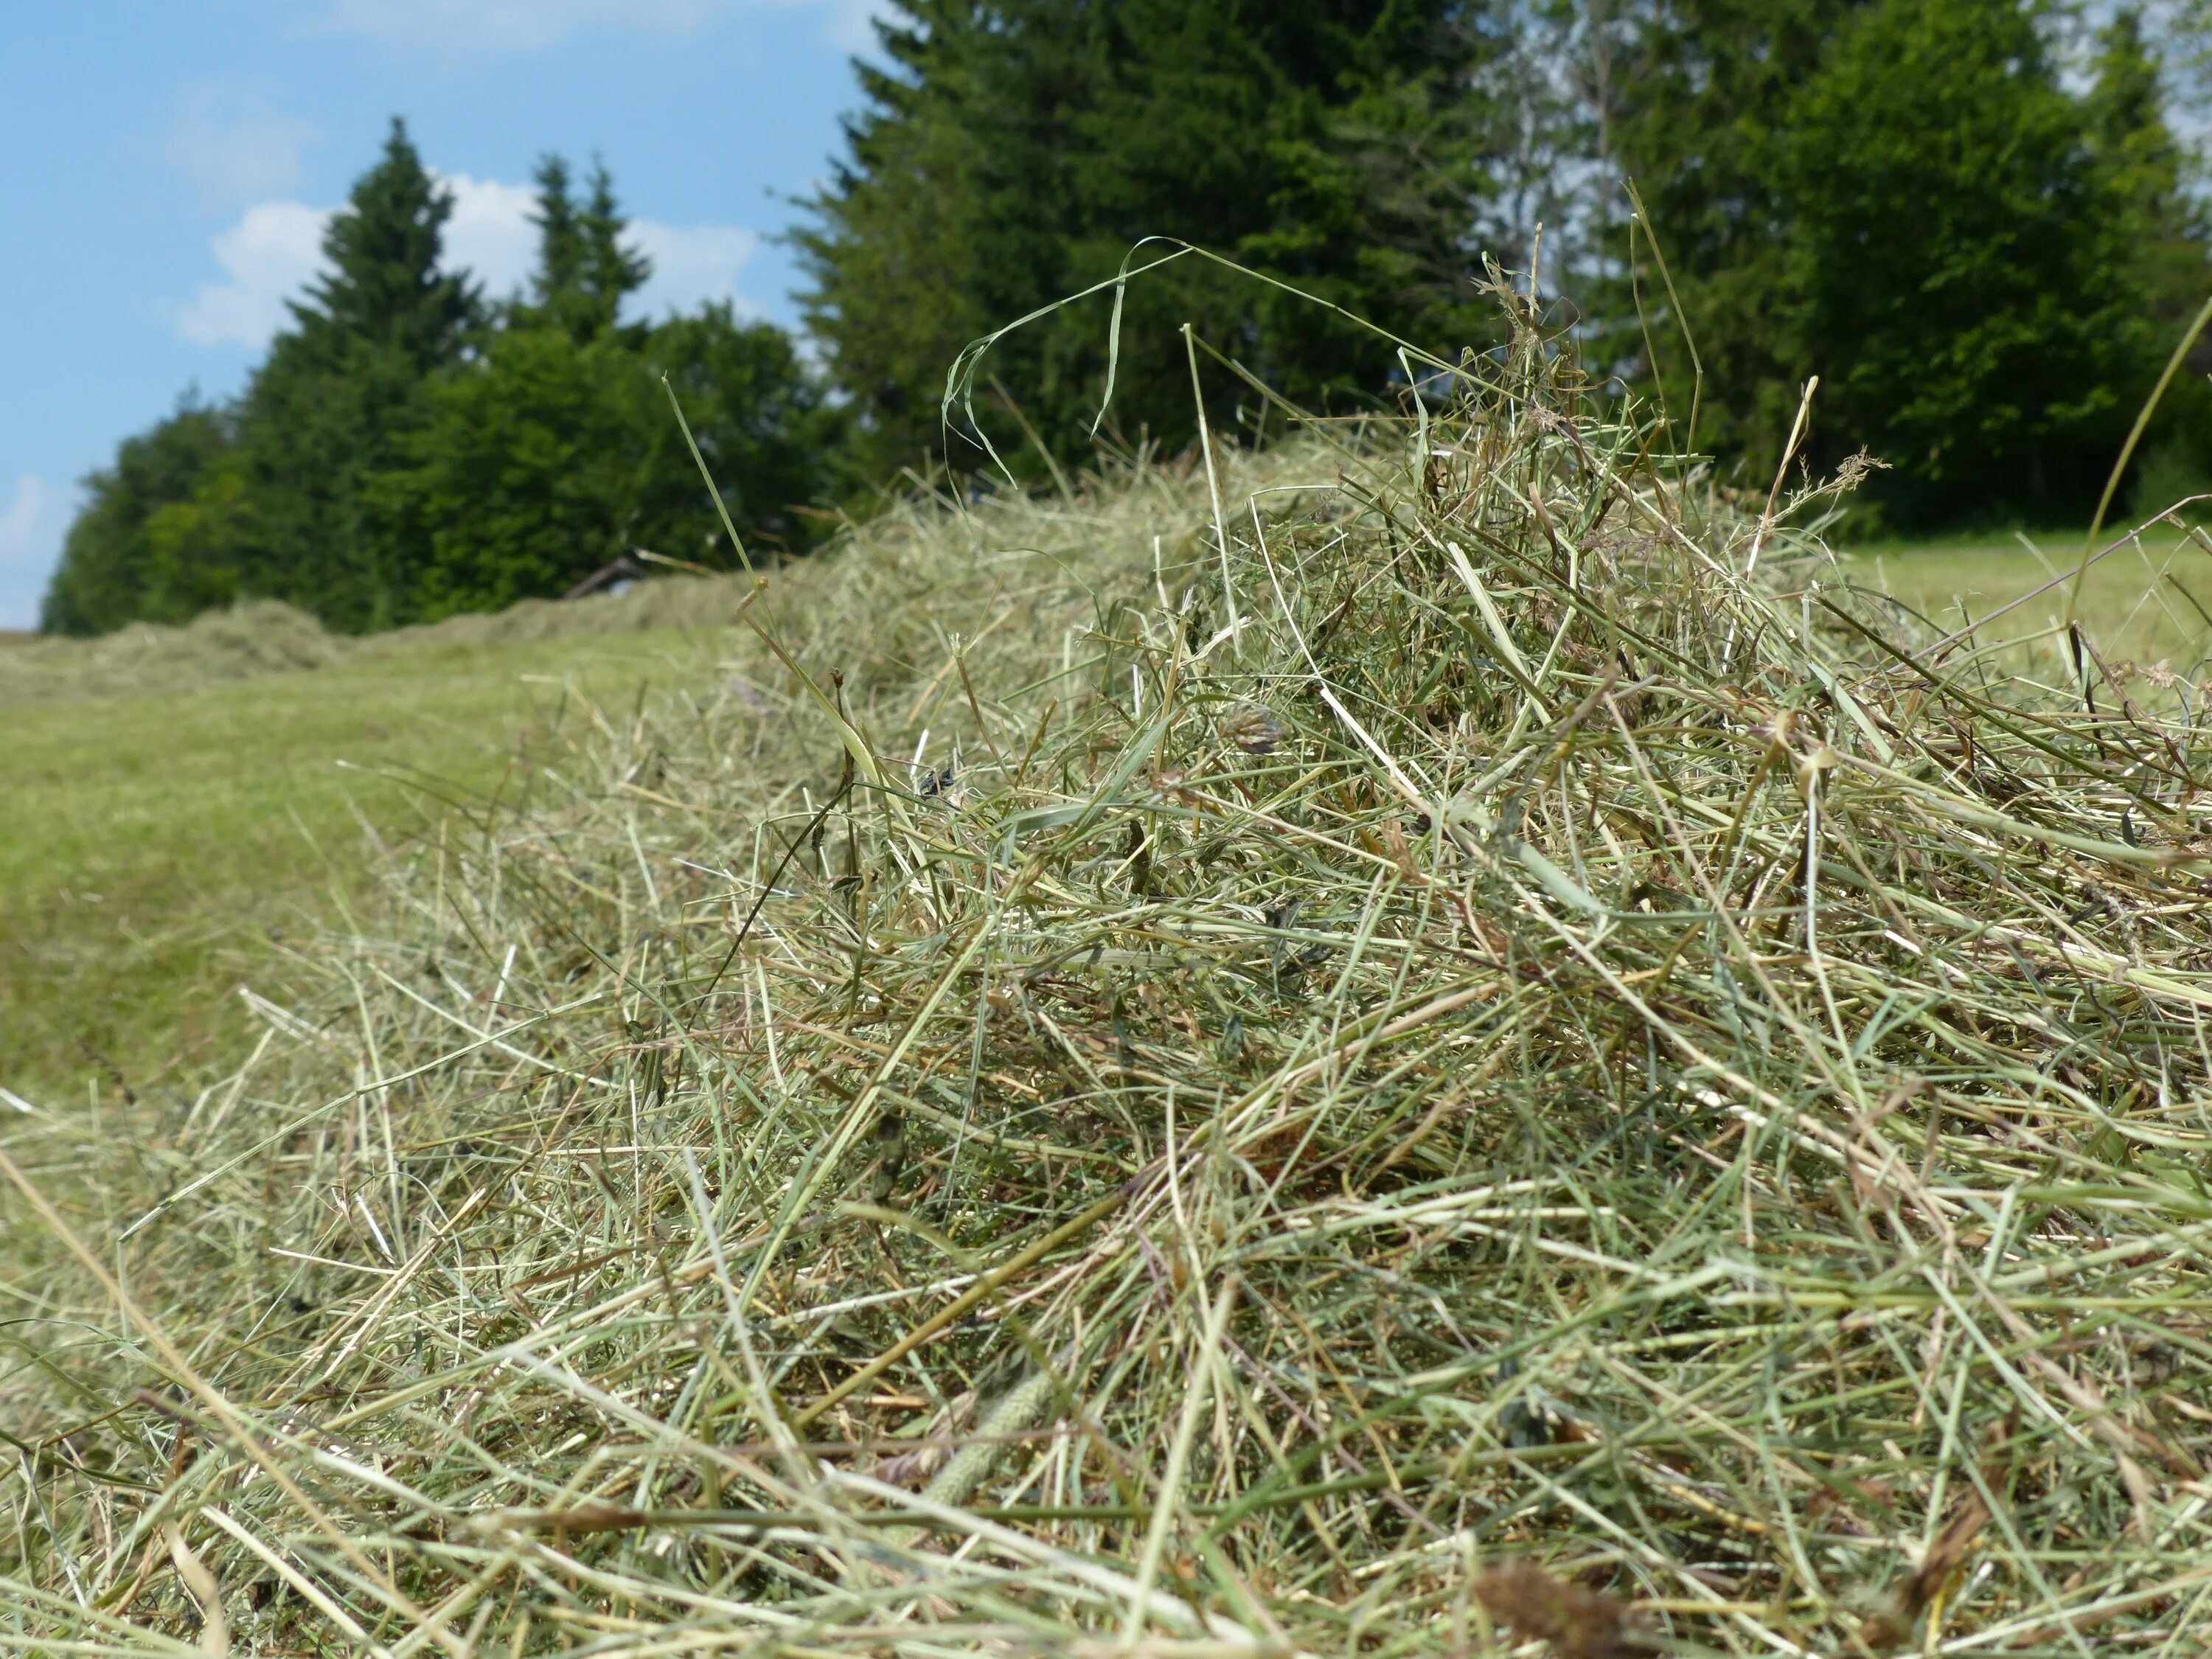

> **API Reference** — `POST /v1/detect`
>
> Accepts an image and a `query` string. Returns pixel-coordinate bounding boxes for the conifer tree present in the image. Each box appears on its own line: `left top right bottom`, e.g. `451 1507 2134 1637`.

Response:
529 155 651 340
581 160 653 332
302 118 479 367
44 123 829 636
231 117 480 629
799 0 1500 479
529 155 588 319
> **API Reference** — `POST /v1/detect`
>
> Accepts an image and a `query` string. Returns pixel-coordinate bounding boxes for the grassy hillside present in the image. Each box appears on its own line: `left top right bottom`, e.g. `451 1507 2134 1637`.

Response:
6 383 2212 1657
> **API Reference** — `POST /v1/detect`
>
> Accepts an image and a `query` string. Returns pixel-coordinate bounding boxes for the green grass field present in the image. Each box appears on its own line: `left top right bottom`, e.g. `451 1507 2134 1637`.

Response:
7 520 2208 1109
1839 518 2212 675
0 622 729 1104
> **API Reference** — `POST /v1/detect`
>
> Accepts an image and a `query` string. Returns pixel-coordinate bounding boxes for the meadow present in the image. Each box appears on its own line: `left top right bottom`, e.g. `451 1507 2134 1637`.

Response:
7 400 2212 1656
9 515 2208 1110
1844 518 2212 672
0 595 762 1102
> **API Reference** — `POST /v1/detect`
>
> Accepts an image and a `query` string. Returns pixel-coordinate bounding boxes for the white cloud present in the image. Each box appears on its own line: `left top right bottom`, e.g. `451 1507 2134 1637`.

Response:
0 476 49 566
311 0 886 53
813 0 888 51
438 177 762 315
0 476 63 631
633 221 759 318
164 80 317 208
170 199 331 349
169 177 763 352
441 173 540 299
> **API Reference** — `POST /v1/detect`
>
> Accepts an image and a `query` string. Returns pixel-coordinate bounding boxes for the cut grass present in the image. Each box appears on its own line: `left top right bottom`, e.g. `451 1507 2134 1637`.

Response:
0 624 728 1102
7 286 2212 1658
8 521 2199 1111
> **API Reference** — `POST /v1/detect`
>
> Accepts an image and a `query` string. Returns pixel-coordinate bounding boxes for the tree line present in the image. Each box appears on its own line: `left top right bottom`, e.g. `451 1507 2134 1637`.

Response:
44 128 833 636
44 0 2212 636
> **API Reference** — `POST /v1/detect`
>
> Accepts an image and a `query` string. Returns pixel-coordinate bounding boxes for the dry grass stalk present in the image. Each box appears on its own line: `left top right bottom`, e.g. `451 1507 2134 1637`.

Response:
6 288 2212 1657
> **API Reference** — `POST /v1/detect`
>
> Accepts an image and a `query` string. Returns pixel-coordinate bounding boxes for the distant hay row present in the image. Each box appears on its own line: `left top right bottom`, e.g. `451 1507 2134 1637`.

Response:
0 573 779 706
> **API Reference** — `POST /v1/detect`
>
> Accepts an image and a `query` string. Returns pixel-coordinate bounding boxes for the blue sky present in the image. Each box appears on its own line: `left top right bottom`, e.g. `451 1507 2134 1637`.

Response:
0 1 878 629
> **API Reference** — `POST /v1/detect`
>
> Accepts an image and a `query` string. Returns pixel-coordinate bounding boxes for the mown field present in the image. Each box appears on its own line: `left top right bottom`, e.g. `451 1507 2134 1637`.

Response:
10 376 2212 1657
1843 519 2212 673
0 603 748 1103
5 522 2208 1108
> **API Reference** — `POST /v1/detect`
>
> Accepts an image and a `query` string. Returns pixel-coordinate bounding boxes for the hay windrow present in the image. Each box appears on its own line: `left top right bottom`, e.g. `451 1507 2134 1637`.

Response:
7 305 2212 1658
0 571 787 707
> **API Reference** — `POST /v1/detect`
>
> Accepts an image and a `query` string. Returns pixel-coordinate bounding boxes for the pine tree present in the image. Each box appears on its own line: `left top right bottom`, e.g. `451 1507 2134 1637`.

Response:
798 0 1500 480
229 117 481 630
45 124 835 635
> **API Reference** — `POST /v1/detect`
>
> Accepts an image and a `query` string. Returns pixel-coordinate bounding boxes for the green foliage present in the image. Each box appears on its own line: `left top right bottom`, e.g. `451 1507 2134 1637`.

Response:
302 118 480 367
1605 0 2205 526
386 320 830 621
1604 0 1864 463
384 325 645 620
46 123 830 637
2091 7 2212 515
39 397 236 636
797 0 1499 479
382 305 830 619
644 304 839 560
407 156 832 619
1779 0 2149 518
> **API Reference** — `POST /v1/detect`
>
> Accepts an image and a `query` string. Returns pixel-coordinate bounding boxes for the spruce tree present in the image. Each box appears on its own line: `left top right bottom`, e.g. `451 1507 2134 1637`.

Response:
581 160 653 333
529 155 651 341
528 155 588 321
303 118 478 367
798 0 1500 480
232 117 480 630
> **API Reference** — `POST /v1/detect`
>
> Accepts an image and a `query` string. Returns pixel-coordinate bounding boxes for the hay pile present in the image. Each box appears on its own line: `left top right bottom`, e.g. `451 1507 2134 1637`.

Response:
7 307 2212 1659
0 599 345 704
